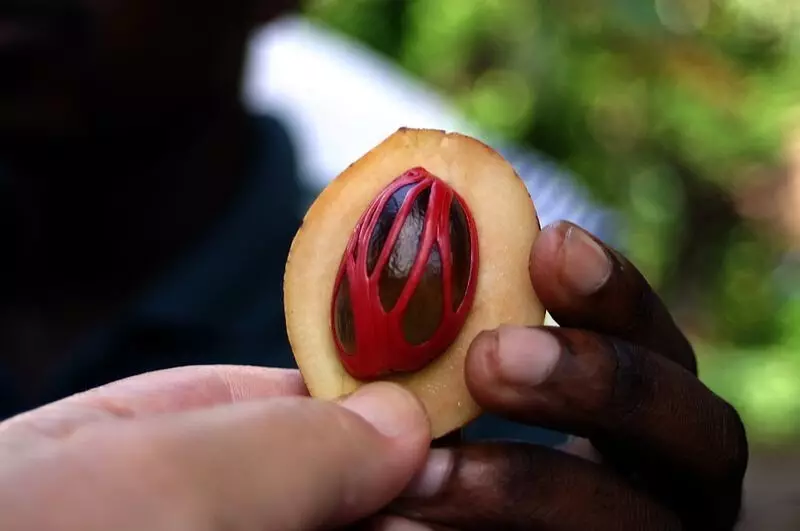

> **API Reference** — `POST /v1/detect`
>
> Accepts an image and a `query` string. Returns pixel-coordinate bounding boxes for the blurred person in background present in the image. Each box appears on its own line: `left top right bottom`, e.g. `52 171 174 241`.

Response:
0 1 748 530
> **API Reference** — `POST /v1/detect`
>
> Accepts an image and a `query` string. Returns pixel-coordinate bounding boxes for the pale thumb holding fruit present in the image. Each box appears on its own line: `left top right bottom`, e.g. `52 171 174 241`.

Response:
199 382 433 531
0 369 431 531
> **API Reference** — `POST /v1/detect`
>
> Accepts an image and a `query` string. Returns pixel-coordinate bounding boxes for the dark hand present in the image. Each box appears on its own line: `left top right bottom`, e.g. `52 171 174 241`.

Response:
391 222 748 531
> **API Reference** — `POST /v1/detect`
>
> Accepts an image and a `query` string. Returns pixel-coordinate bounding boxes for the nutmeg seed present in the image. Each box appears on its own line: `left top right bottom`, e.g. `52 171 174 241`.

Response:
331 167 479 380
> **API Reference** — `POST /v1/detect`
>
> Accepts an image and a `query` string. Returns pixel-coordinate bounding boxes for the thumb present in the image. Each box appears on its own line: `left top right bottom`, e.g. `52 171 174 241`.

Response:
0 382 432 531
107 381 430 531
0 383 431 531
168 381 432 530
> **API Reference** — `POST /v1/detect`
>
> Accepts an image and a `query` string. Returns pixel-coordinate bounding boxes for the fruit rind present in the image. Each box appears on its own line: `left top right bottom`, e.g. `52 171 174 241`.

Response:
284 128 544 438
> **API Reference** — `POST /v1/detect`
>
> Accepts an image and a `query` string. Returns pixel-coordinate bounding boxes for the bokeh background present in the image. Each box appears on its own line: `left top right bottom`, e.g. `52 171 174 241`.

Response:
264 0 800 527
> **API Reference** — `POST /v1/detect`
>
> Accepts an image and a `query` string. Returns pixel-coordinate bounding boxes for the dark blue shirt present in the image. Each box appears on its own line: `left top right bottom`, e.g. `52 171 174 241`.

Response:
0 115 584 445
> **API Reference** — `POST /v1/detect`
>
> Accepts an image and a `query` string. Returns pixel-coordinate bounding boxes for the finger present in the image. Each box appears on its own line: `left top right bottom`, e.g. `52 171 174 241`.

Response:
0 383 431 531
531 221 696 373
465 325 748 528
76 364 308 412
556 435 602 463
393 444 682 531
0 365 307 441
366 515 453 530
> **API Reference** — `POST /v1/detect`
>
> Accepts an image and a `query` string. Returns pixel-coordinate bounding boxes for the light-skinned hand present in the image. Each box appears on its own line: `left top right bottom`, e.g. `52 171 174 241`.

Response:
0 365 431 531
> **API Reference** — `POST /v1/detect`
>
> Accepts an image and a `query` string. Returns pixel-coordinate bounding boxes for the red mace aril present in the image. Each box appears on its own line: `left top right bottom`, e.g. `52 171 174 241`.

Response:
331 167 479 380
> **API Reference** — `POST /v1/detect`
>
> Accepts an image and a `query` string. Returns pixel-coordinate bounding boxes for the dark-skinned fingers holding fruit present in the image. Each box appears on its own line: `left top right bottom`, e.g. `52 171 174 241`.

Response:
392 221 749 531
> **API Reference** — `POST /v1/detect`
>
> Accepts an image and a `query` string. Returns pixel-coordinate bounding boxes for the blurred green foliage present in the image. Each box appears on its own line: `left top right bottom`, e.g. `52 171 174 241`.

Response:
302 0 800 445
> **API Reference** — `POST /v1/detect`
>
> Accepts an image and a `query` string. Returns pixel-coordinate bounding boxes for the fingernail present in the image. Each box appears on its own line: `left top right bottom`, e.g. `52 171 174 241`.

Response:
561 225 612 295
340 382 427 439
495 325 561 386
368 516 436 530
557 436 603 463
402 448 453 498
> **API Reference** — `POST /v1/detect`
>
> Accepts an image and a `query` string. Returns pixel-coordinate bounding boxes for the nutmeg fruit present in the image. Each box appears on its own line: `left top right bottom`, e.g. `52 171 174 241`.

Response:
284 128 545 437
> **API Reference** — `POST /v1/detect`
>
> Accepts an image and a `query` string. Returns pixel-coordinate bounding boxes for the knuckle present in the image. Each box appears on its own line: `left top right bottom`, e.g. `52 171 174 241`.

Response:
615 255 698 374
553 330 652 426
601 250 658 336
607 339 653 427
627 272 659 334
713 400 749 484
546 330 620 418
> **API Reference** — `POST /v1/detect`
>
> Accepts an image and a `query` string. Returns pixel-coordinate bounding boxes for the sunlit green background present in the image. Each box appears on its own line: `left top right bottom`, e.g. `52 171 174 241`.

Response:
302 0 800 446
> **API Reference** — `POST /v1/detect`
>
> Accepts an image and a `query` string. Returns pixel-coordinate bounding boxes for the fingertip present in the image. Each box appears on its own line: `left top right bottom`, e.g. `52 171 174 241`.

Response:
531 221 570 280
340 382 431 447
533 221 613 305
328 384 432 526
560 225 613 296
464 330 500 400
466 326 562 398
401 448 454 499
466 329 499 365
369 515 438 531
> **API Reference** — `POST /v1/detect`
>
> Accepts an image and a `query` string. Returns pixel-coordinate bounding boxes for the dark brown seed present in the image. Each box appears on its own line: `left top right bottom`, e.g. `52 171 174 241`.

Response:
378 186 429 312
366 183 414 275
449 198 471 312
401 242 444 345
333 274 356 354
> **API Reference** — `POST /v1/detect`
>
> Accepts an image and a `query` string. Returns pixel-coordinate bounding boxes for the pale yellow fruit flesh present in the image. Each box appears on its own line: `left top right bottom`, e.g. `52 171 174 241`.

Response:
283 128 545 438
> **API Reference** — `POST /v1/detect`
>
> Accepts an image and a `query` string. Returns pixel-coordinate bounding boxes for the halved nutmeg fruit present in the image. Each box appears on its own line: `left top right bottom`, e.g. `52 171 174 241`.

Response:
284 128 544 438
